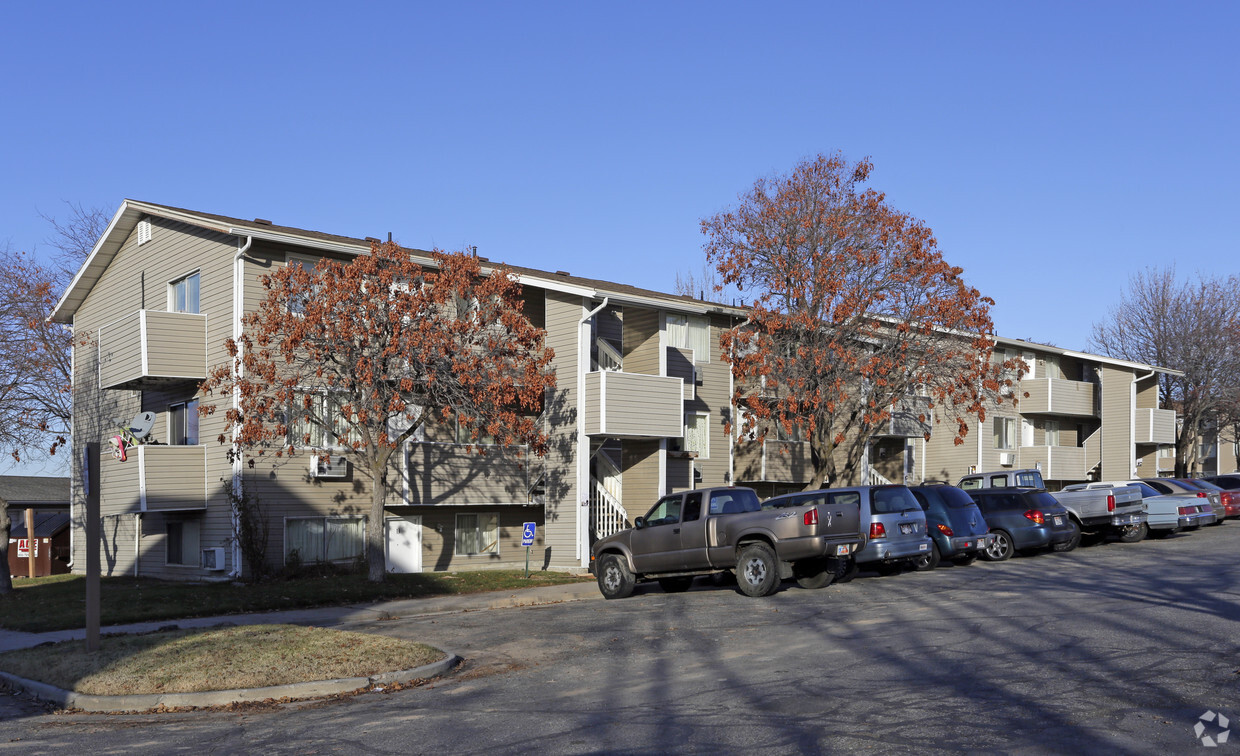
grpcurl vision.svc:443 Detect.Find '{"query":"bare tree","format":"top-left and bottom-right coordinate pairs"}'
top-left (1090, 267), bottom-right (1240, 476)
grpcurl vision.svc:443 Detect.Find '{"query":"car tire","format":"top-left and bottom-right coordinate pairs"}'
top-left (735, 543), bottom-right (779, 597)
top-left (596, 554), bottom-right (636, 600)
top-left (793, 558), bottom-right (835, 590)
top-left (1117, 522), bottom-right (1148, 543)
top-left (1051, 522), bottom-right (1081, 552)
top-left (913, 542), bottom-right (941, 571)
top-left (834, 557), bottom-right (860, 584)
top-left (982, 530), bottom-right (1014, 562)
top-left (658, 576), bottom-right (694, 593)
top-left (952, 552), bottom-right (979, 567)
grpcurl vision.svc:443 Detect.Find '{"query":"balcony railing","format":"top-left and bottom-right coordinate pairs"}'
top-left (884, 395), bottom-right (932, 438)
top-left (98, 310), bottom-right (207, 390)
top-left (1019, 378), bottom-right (1097, 417)
top-left (1018, 445), bottom-right (1088, 481)
top-left (1135, 408), bottom-right (1176, 445)
top-left (583, 370), bottom-right (683, 439)
top-left (99, 445), bottom-right (208, 513)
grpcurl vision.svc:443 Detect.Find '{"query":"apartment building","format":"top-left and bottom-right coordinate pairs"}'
top-left (52, 200), bottom-right (748, 579)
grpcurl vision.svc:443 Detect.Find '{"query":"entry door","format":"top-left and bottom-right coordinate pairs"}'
top-left (385, 516), bottom-right (422, 573)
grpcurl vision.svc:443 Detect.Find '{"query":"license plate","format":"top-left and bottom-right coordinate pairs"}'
top-left (918, 543), bottom-right (928, 551)
top-left (1053, 516), bottom-right (1063, 526)
top-left (900, 523), bottom-right (914, 535)
top-left (835, 544), bottom-right (850, 556)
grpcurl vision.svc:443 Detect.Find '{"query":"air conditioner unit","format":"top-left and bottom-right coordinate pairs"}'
top-left (201, 547), bottom-right (226, 571)
top-left (998, 452), bottom-right (1015, 466)
top-left (311, 454), bottom-right (349, 479)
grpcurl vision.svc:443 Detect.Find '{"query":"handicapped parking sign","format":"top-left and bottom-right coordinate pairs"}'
top-left (521, 522), bottom-right (537, 547)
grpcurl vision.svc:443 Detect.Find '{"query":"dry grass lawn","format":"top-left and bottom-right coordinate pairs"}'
top-left (0, 624), bottom-right (443, 696)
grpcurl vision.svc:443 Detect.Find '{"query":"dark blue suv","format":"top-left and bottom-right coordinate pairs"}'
top-left (908, 484), bottom-right (994, 569)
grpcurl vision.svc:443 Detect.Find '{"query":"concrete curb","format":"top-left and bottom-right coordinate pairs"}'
top-left (0, 650), bottom-right (460, 713)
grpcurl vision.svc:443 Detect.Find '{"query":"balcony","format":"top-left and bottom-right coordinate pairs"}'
top-left (99, 445), bottom-right (208, 513)
top-left (584, 371), bottom-right (683, 439)
top-left (98, 310), bottom-right (207, 390)
top-left (883, 395), bottom-right (932, 438)
top-left (1019, 378), bottom-right (1096, 416)
top-left (1018, 445), bottom-right (1088, 481)
top-left (1135, 408), bottom-right (1176, 444)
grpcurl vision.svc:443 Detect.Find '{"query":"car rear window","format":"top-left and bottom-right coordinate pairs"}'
top-left (871, 487), bottom-right (920, 514)
top-left (709, 489), bottom-right (761, 515)
top-left (937, 486), bottom-right (977, 509)
top-left (827, 491), bottom-right (861, 509)
top-left (1190, 479), bottom-right (1223, 491)
top-left (974, 493), bottom-right (1020, 511)
top-left (959, 478), bottom-right (981, 491)
top-left (1025, 491), bottom-right (1060, 510)
top-left (764, 492), bottom-right (826, 509)
top-left (1014, 471), bottom-right (1045, 488)
top-left (1130, 482), bottom-right (1161, 498)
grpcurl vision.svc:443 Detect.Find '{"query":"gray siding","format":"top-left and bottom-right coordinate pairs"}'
top-left (622, 440), bottom-right (661, 515)
top-left (586, 371), bottom-right (682, 437)
top-left (623, 307), bottom-right (660, 376)
top-left (142, 446), bottom-right (208, 512)
top-left (405, 444), bottom-right (532, 505)
top-left (1100, 366), bottom-right (1135, 481)
top-left (543, 290), bottom-right (582, 568)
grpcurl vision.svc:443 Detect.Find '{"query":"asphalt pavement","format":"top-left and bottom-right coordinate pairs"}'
top-left (2, 525), bottom-right (1239, 754)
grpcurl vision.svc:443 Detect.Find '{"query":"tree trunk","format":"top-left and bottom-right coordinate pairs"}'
top-left (807, 435), bottom-right (837, 490)
top-left (368, 463), bottom-right (387, 583)
top-left (0, 495), bottom-right (11, 594)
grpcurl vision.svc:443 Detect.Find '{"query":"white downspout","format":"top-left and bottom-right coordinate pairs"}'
top-left (67, 323), bottom-right (75, 569)
top-left (229, 236), bottom-right (252, 578)
top-left (134, 513), bottom-right (140, 577)
top-left (576, 296), bottom-right (608, 566)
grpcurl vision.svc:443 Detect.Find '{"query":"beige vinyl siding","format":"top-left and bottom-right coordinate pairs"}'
top-left (667, 457), bottom-right (694, 493)
top-left (96, 311), bottom-right (144, 388)
top-left (585, 371), bottom-right (682, 437)
top-left (1136, 380), bottom-right (1159, 410)
top-left (583, 373), bottom-right (602, 434)
top-left (922, 409), bottom-right (984, 483)
top-left (764, 441), bottom-right (812, 482)
top-left (144, 311), bottom-right (207, 378)
top-left (622, 440), bottom-right (661, 516)
top-left (1099, 366), bottom-right (1135, 481)
top-left (140, 446), bottom-right (209, 511)
top-left (693, 314), bottom-right (735, 487)
top-left (623, 307), bottom-right (660, 376)
top-left (596, 306), bottom-right (622, 345)
top-left (542, 290), bottom-right (581, 568)
top-left (388, 505), bottom-right (545, 571)
top-left (405, 444), bottom-right (533, 505)
top-left (71, 217), bottom-right (237, 578)
top-left (98, 514), bottom-right (140, 577)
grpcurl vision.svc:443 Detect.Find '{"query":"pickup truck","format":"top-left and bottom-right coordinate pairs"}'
top-left (590, 486), bottom-right (866, 599)
top-left (957, 469), bottom-right (1146, 547)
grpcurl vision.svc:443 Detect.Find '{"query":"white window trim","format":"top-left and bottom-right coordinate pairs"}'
top-left (168, 269), bottom-right (201, 314)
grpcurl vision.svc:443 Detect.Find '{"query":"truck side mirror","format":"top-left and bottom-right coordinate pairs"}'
top-left (634, 517), bottom-right (645, 529)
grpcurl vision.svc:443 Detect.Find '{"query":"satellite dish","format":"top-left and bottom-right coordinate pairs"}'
top-left (128, 411), bottom-right (157, 440)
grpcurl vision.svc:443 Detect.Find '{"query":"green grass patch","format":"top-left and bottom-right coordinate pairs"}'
top-left (0, 624), bottom-right (442, 695)
top-left (0, 570), bottom-right (590, 633)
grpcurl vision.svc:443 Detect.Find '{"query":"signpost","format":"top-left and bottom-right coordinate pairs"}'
top-left (521, 522), bottom-right (537, 578)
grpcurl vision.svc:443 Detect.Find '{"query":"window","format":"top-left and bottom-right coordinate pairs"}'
top-left (166, 518), bottom-right (201, 566)
top-left (454, 513), bottom-right (499, 555)
top-left (643, 495), bottom-right (682, 526)
top-left (285, 254), bottom-right (320, 316)
top-left (774, 420), bottom-right (802, 443)
top-left (708, 489), bottom-right (760, 514)
top-left (289, 392), bottom-right (360, 449)
top-left (682, 491), bottom-right (704, 522)
top-left (993, 417), bottom-right (1016, 449)
top-left (683, 412), bottom-right (709, 459)
top-left (169, 400), bottom-right (200, 445)
top-left (989, 474), bottom-right (1010, 487)
top-left (1044, 420), bottom-right (1060, 447)
top-left (285, 516), bottom-right (365, 563)
top-left (169, 271), bottom-right (200, 314)
top-left (455, 416), bottom-right (496, 445)
top-left (959, 477), bottom-right (982, 491)
top-left (666, 313), bottom-right (710, 362)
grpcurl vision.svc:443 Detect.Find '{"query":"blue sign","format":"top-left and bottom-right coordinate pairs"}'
top-left (521, 522), bottom-right (537, 547)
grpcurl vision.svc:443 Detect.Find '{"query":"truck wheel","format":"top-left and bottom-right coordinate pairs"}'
top-left (952, 553), bottom-right (979, 567)
top-left (834, 557), bottom-right (859, 583)
top-left (1051, 522), bottom-right (1081, 552)
top-left (658, 576), bottom-right (694, 593)
top-left (913, 542), bottom-right (941, 571)
top-left (982, 530), bottom-right (1014, 561)
top-left (793, 558), bottom-right (835, 590)
top-left (1117, 522), bottom-right (1148, 543)
top-left (596, 554), bottom-right (636, 600)
top-left (735, 543), bottom-right (779, 597)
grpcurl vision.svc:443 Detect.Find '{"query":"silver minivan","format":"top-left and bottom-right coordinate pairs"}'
top-left (850, 485), bottom-right (933, 575)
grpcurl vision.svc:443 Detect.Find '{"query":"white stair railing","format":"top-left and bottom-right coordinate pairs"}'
top-left (595, 450), bottom-right (623, 504)
top-left (868, 467), bottom-right (894, 486)
top-left (590, 476), bottom-right (629, 540)
top-left (596, 337), bottom-right (623, 372)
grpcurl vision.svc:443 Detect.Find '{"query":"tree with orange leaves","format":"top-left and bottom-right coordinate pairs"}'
top-left (201, 241), bottom-right (556, 582)
top-left (704, 153), bottom-right (1020, 489)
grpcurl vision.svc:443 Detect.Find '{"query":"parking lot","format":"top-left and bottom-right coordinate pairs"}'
top-left (2, 524), bottom-right (1239, 754)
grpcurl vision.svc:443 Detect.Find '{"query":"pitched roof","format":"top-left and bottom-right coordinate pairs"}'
top-left (51, 199), bottom-right (747, 323)
top-left (8, 512), bottom-right (70, 538)
top-left (0, 476), bottom-right (70, 507)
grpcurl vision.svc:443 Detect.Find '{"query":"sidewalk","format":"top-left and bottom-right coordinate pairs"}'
top-left (0, 580), bottom-right (602, 654)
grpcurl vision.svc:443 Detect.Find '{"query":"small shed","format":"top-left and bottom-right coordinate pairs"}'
top-left (2, 475), bottom-right (71, 578)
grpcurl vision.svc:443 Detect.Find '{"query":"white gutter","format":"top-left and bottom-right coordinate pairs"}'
top-left (576, 297), bottom-right (609, 566)
top-left (228, 236), bottom-right (252, 578)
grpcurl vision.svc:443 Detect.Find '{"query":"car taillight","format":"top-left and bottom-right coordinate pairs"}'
top-left (1179, 505), bottom-right (1195, 515)
top-left (1024, 510), bottom-right (1045, 525)
top-left (936, 523), bottom-right (954, 537)
top-left (804, 508), bottom-right (819, 526)
top-left (870, 522), bottom-right (886, 539)
top-left (1106, 494), bottom-right (1115, 513)
top-left (1197, 492), bottom-right (1207, 498)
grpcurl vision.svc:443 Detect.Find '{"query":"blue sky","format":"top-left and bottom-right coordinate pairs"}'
top-left (2, 2), bottom-right (1237, 473)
